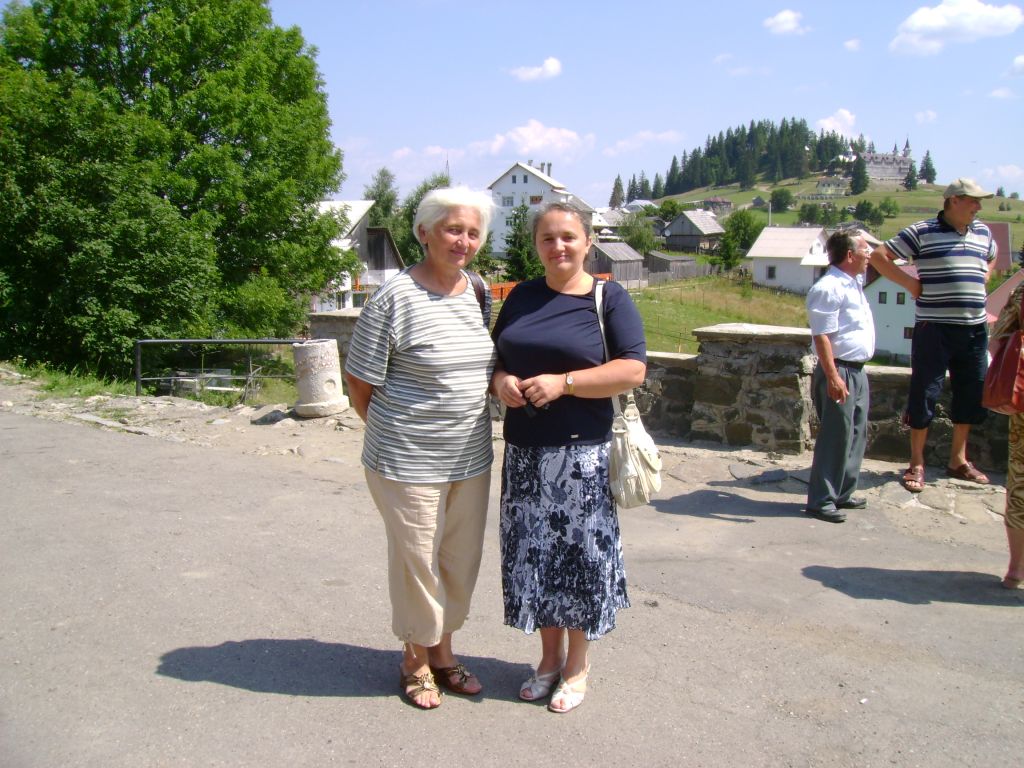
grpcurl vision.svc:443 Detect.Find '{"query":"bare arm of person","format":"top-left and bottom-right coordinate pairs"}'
top-left (869, 244), bottom-right (922, 298)
top-left (344, 373), bottom-right (374, 423)
top-left (519, 358), bottom-right (646, 409)
top-left (812, 334), bottom-right (849, 405)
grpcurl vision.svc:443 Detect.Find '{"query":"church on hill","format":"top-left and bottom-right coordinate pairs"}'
top-left (861, 139), bottom-right (913, 182)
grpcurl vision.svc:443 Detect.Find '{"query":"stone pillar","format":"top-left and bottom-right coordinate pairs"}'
top-left (689, 323), bottom-right (814, 454)
top-left (292, 339), bottom-right (349, 418)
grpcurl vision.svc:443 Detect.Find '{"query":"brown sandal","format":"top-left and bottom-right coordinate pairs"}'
top-left (945, 462), bottom-right (989, 484)
top-left (399, 667), bottom-right (442, 709)
top-left (429, 663), bottom-right (482, 696)
top-left (902, 465), bottom-right (925, 493)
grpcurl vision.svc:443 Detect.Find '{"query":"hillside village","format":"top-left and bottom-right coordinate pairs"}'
top-left (318, 150), bottom-right (1023, 365)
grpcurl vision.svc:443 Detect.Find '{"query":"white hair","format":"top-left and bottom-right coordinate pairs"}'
top-left (413, 186), bottom-right (496, 246)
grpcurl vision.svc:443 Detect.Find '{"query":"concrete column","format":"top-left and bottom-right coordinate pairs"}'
top-left (292, 339), bottom-right (349, 418)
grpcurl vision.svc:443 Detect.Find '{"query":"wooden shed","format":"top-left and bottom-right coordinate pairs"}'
top-left (587, 242), bottom-right (645, 288)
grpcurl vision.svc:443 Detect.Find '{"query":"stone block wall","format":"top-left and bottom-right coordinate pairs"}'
top-left (308, 310), bottom-right (361, 370)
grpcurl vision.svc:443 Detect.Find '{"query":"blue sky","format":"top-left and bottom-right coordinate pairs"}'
top-left (268, 0), bottom-right (1024, 205)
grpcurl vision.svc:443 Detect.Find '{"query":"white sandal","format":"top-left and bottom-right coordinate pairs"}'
top-left (519, 668), bottom-right (561, 701)
top-left (548, 666), bottom-right (589, 714)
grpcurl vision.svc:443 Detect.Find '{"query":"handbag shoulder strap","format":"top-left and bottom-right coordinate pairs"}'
top-left (594, 280), bottom-right (625, 418)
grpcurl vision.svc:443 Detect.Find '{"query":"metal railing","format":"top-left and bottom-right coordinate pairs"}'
top-left (133, 338), bottom-right (308, 398)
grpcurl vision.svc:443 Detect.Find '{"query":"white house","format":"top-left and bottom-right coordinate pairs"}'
top-left (313, 200), bottom-right (405, 310)
top-left (864, 264), bottom-right (917, 361)
top-left (747, 227), bottom-right (828, 294)
top-left (488, 162), bottom-right (580, 257)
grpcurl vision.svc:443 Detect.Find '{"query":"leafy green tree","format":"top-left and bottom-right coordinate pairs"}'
top-left (918, 150), bottom-right (937, 184)
top-left (363, 168), bottom-right (400, 228)
top-left (620, 211), bottom-right (656, 256)
top-left (854, 200), bottom-right (876, 221)
top-left (850, 155), bottom-right (869, 194)
top-left (391, 172), bottom-right (450, 264)
top-left (878, 197), bottom-right (901, 217)
top-left (997, 186), bottom-right (1006, 197)
top-left (798, 203), bottom-right (820, 224)
top-left (770, 188), bottom-right (794, 212)
top-left (609, 175), bottom-right (625, 208)
top-left (0, 0), bottom-right (344, 375)
top-left (503, 203), bottom-right (542, 281)
top-left (715, 209), bottom-right (764, 269)
top-left (471, 232), bottom-right (499, 278)
top-left (903, 161), bottom-right (919, 191)
top-left (659, 199), bottom-right (681, 221)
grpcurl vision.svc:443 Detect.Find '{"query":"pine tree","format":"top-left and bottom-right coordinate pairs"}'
top-left (609, 175), bottom-right (625, 208)
top-left (666, 156), bottom-right (680, 195)
top-left (850, 156), bottom-right (869, 195)
top-left (652, 173), bottom-right (665, 200)
top-left (918, 151), bottom-right (937, 184)
top-left (639, 172), bottom-right (652, 200)
top-left (903, 161), bottom-right (919, 191)
top-left (503, 203), bottom-right (542, 281)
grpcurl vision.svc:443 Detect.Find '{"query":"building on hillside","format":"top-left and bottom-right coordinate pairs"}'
top-left (861, 139), bottom-right (913, 182)
top-left (488, 161), bottom-right (597, 258)
top-left (816, 177), bottom-right (849, 196)
top-left (701, 196), bottom-right (733, 215)
top-left (864, 264), bottom-right (917, 362)
top-left (746, 226), bottom-right (828, 294)
top-left (664, 209), bottom-right (724, 253)
top-left (587, 241), bottom-right (645, 288)
top-left (623, 199), bottom-right (655, 213)
top-left (985, 268), bottom-right (1024, 327)
top-left (751, 195), bottom-right (767, 209)
top-left (313, 200), bottom-right (404, 310)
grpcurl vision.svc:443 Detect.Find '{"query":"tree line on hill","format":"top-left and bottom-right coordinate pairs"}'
top-left (610, 117), bottom-right (940, 205)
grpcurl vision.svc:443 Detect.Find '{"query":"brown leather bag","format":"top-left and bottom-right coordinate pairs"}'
top-left (983, 292), bottom-right (1024, 415)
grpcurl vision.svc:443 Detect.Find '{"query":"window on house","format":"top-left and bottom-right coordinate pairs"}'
top-left (896, 292), bottom-right (906, 305)
top-left (766, 266), bottom-right (776, 280)
top-left (502, 196), bottom-right (513, 207)
top-left (512, 176), bottom-right (516, 184)
top-left (878, 292), bottom-right (888, 304)
top-left (903, 327), bottom-right (914, 339)
top-left (530, 195), bottom-right (543, 205)
top-left (505, 217), bottom-right (512, 226)
top-left (523, 175), bottom-right (528, 184)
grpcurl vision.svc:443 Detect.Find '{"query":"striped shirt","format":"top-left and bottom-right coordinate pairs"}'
top-left (345, 269), bottom-right (496, 482)
top-left (885, 212), bottom-right (995, 325)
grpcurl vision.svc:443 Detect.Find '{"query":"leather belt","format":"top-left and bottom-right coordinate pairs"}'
top-left (834, 359), bottom-right (865, 370)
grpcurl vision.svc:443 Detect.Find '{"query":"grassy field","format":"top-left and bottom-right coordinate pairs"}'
top-left (634, 276), bottom-right (808, 354)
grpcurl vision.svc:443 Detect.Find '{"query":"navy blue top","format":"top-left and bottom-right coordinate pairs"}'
top-left (492, 278), bottom-right (646, 447)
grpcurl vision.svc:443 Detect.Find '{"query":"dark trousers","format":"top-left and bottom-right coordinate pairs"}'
top-left (807, 363), bottom-right (869, 512)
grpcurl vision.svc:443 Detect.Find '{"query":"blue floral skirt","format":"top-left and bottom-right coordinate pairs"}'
top-left (499, 441), bottom-right (629, 640)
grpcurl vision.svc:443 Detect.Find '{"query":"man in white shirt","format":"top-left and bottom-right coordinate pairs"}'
top-left (805, 231), bottom-right (876, 523)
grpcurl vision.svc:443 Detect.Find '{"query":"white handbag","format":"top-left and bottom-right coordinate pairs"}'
top-left (595, 281), bottom-right (662, 508)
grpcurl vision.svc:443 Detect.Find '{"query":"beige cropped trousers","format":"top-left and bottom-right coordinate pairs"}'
top-left (364, 468), bottom-right (490, 646)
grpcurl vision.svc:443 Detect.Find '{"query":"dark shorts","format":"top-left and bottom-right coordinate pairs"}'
top-left (906, 321), bottom-right (989, 429)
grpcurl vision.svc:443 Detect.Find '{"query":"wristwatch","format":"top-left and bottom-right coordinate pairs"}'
top-left (565, 372), bottom-right (575, 396)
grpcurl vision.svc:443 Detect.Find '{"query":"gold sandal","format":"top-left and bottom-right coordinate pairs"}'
top-left (399, 667), bottom-right (442, 709)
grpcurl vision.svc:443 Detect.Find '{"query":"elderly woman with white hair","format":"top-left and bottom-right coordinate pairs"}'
top-left (344, 186), bottom-right (497, 709)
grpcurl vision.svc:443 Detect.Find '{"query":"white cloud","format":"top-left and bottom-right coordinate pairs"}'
top-left (1012, 54), bottom-right (1024, 75)
top-left (602, 130), bottom-right (683, 157)
top-left (763, 10), bottom-right (810, 35)
top-left (509, 57), bottom-right (562, 82)
top-left (391, 147), bottom-right (412, 160)
top-left (713, 52), bottom-right (733, 64)
top-left (982, 164), bottom-right (1024, 182)
top-left (915, 109), bottom-right (938, 123)
top-left (990, 86), bottom-right (1015, 98)
top-left (844, 38), bottom-right (861, 51)
top-left (470, 119), bottom-right (595, 158)
top-left (890, 0), bottom-right (1024, 56)
top-left (815, 108), bottom-right (857, 136)
top-left (423, 145), bottom-right (466, 162)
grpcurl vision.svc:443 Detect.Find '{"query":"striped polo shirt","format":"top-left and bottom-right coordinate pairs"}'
top-left (345, 269), bottom-right (496, 482)
top-left (885, 212), bottom-right (995, 325)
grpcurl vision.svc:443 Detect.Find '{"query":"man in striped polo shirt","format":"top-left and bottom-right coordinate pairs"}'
top-left (869, 178), bottom-right (996, 492)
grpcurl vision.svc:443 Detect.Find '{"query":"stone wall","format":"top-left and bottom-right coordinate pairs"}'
top-left (312, 310), bottom-right (1008, 472)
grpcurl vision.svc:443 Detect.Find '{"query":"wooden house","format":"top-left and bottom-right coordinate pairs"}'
top-left (587, 242), bottom-right (645, 288)
top-left (664, 210), bottom-right (725, 253)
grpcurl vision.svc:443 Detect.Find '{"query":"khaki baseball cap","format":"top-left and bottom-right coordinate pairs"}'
top-left (942, 177), bottom-right (994, 199)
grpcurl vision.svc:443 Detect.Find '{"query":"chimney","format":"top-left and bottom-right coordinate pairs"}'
top-left (546, 162), bottom-right (552, 176)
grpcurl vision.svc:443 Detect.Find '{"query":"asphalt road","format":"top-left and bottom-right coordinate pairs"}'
top-left (1, 407), bottom-right (1021, 768)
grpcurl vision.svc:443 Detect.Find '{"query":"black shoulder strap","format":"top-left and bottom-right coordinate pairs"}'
top-left (467, 271), bottom-right (491, 328)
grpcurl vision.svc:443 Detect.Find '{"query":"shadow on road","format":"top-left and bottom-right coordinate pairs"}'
top-left (803, 566), bottom-right (1024, 606)
top-left (651, 489), bottom-right (806, 521)
top-left (157, 639), bottom-right (531, 702)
